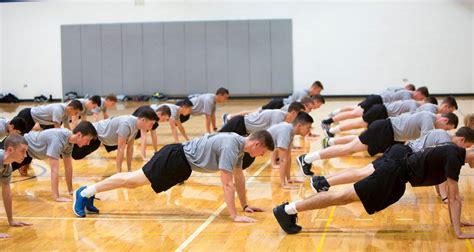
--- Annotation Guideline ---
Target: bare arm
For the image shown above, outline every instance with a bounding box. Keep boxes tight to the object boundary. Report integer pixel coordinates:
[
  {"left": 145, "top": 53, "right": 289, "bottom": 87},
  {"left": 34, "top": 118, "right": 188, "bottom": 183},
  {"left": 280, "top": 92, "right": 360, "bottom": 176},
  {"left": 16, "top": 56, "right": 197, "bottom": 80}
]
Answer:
[
  {"left": 169, "top": 119, "right": 180, "bottom": 143},
  {"left": 210, "top": 112, "right": 217, "bottom": 131},
  {"left": 447, "top": 178, "right": 474, "bottom": 239},
  {"left": 103, "top": 111, "right": 110, "bottom": 119},
  {"left": 49, "top": 158, "right": 70, "bottom": 201},
  {"left": 116, "top": 136, "right": 127, "bottom": 173},
  {"left": 126, "top": 138, "right": 134, "bottom": 172},
  {"left": 220, "top": 170, "right": 256, "bottom": 223},
  {"left": 205, "top": 115, "right": 212, "bottom": 133},
  {"left": 62, "top": 156, "right": 74, "bottom": 194},
  {"left": 175, "top": 120, "right": 189, "bottom": 141},
  {"left": 140, "top": 129, "right": 147, "bottom": 160},
  {"left": 150, "top": 129, "right": 158, "bottom": 152},
  {"left": 234, "top": 166, "right": 264, "bottom": 213},
  {"left": 277, "top": 148, "right": 289, "bottom": 186},
  {"left": 2, "top": 183, "right": 31, "bottom": 227}
]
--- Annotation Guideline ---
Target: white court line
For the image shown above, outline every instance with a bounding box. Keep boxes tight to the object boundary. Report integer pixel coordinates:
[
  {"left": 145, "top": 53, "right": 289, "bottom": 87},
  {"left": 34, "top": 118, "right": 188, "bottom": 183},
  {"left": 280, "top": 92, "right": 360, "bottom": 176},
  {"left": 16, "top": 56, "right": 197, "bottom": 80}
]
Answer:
[
  {"left": 0, "top": 216, "right": 208, "bottom": 222},
  {"left": 175, "top": 160, "right": 271, "bottom": 252},
  {"left": 396, "top": 218, "right": 414, "bottom": 221},
  {"left": 355, "top": 218, "right": 373, "bottom": 221}
]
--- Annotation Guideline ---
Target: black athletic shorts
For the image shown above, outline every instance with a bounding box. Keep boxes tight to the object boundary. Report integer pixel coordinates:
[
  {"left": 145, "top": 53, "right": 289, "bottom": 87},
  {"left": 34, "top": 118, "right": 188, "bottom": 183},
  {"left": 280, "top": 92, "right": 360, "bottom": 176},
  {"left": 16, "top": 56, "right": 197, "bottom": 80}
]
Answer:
[
  {"left": 134, "top": 122, "right": 159, "bottom": 140},
  {"left": 39, "top": 124, "right": 56, "bottom": 130},
  {"left": 219, "top": 115, "right": 248, "bottom": 136},
  {"left": 142, "top": 143, "right": 192, "bottom": 193},
  {"left": 372, "top": 144, "right": 412, "bottom": 168},
  {"left": 261, "top": 98, "right": 285, "bottom": 110},
  {"left": 179, "top": 114, "right": 190, "bottom": 123},
  {"left": 11, "top": 152, "right": 33, "bottom": 171},
  {"left": 72, "top": 139, "right": 101, "bottom": 160},
  {"left": 358, "top": 95, "right": 383, "bottom": 111},
  {"left": 358, "top": 119, "right": 395, "bottom": 156},
  {"left": 354, "top": 157, "right": 409, "bottom": 214},
  {"left": 16, "top": 108, "right": 35, "bottom": 133},
  {"left": 362, "top": 104, "right": 388, "bottom": 125}
]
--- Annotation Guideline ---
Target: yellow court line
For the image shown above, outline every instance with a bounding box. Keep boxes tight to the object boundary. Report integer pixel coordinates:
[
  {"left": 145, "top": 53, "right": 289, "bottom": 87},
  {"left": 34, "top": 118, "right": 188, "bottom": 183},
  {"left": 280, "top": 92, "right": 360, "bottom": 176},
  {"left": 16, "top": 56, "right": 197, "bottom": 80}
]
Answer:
[
  {"left": 463, "top": 228, "right": 473, "bottom": 252},
  {"left": 316, "top": 206, "right": 336, "bottom": 252}
]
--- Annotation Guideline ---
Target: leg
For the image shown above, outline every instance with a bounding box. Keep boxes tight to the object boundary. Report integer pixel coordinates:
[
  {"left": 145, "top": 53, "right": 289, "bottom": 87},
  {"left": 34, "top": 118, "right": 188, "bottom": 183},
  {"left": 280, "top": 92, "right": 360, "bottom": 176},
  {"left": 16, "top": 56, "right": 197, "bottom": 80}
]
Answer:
[
  {"left": 325, "top": 164, "right": 375, "bottom": 186},
  {"left": 296, "top": 186, "right": 360, "bottom": 212},
  {"left": 332, "top": 107, "right": 364, "bottom": 123},
  {"left": 337, "top": 118, "right": 368, "bottom": 132},
  {"left": 318, "top": 138, "right": 367, "bottom": 160},
  {"left": 332, "top": 135, "right": 358, "bottom": 145},
  {"left": 95, "top": 169, "right": 150, "bottom": 193}
]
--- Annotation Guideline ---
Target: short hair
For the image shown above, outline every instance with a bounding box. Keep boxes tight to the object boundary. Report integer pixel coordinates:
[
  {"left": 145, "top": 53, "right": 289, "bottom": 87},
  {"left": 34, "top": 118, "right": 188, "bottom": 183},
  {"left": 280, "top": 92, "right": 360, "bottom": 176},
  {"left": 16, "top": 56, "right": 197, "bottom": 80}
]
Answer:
[
  {"left": 89, "top": 95, "right": 102, "bottom": 106},
  {"left": 416, "top": 86, "right": 429, "bottom": 97},
  {"left": 405, "top": 84, "right": 416, "bottom": 91},
  {"left": 68, "top": 100, "right": 84, "bottom": 111},
  {"left": 442, "top": 96, "right": 458, "bottom": 110},
  {"left": 179, "top": 99, "right": 193, "bottom": 108},
  {"left": 248, "top": 130, "right": 274, "bottom": 151},
  {"left": 312, "top": 80, "right": 324, "bottom": 90},
  {"left": 9, "top": 117, "right": 26, "bottom": 134},
  {"left": 105, "top": 93, "right": 118, "bottom": 102},
  {"left": 424, "top": 96, "right": 438, "bottom": 105},
  {"left": 442, "top": 112, "right": 459, "bottom": 129},
  {"left": 135, "top": 106, "right": 159, "bottom": 121},
  {"left": 287, "top": 102, "right": 305, "bottom": 113},
  {"left": 464, "top": 113, "right": 474, "bottom": 129},
  {"left": 73, "top": 121, "right": 98, "bottom": 139},
  {"left": 155, "top": 105, "right": 171, "bottom": 117},
  {"left": 455, "top": 127, "right": 474, "bottom": 143},
  {"left": 216, "top": 87, "right": 229, "bottom": 96},
  {"left": 311, "top": 94, "right": 325, "bottom": 104},
  {"left": 3, "top": 134, "right": 28, "bottom": 149},
  {"left": 293, "top": 111, "right": 314, "bottom": 126},
  {"left": 299, "top": 96, "right": 313, "bottom": 107}
]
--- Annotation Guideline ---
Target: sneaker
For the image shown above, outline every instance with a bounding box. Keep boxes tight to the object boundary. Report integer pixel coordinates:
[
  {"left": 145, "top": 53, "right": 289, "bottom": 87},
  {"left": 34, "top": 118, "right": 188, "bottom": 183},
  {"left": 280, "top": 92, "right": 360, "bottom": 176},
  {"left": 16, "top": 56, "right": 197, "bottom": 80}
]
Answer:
[
  {"left": 272, "top": 202, "right": 302, "bottom": 234},
  {"left": 321, "top": 121, "right": 330, "bottom": 131},
  {"left": 222, "top": 113, "right": 229, "bottom": 125},
  {"left": 85, "top": 195, "right": 99, "bottom": 214},
  {"left": 310, "top": 176, "right": 330, "bottom": 193},
  {"left": 321, "top": 137, "right": 330, "bottom": 149},
  {"left": 328, "top": 111, "right": 337, "bottom": 117},
  {"left": 73, "top": 186, "right": 88, "bottom": 218},
  {"left": 323, "top": 129, "right": 335, "bottom": 138},
  {"left": 296, "top": 154, "right": 314, "bottom": 176}
]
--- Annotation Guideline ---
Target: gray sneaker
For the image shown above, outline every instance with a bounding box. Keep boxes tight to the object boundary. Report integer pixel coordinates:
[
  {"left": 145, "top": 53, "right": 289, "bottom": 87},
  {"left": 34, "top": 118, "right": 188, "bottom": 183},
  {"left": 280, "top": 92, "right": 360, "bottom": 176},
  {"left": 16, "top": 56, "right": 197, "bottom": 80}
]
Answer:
[{"left": 221, "top": 113, "right": 229, "bottom": 125}]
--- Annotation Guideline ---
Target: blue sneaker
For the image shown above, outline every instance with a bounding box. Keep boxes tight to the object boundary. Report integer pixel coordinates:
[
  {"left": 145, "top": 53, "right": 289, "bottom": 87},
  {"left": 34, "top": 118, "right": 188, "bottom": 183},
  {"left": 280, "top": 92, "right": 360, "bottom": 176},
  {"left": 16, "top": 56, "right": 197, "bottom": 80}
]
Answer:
[
  {"left": 73, "top": 186, "right": 87, "bottom": 218},
  {"left": 85, "top": 195, "right": 100, "bottom": 214}
]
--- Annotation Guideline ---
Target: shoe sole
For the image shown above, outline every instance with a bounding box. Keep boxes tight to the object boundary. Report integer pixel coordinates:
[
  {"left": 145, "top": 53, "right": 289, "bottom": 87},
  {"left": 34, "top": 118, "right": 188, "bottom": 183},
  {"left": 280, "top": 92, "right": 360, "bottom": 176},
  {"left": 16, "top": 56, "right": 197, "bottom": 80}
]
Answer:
[
  {"left": 272, "top": 207, "right": 302, "bottom": 234},
  {"left": 309, "top": 176, "right": 319, "bottom": 194},
  {"left": 296, "top": 156, "right": 312, "bottom": 177},
  {"left": 72, "top": 189, "right": 85, "bottom": 218}
]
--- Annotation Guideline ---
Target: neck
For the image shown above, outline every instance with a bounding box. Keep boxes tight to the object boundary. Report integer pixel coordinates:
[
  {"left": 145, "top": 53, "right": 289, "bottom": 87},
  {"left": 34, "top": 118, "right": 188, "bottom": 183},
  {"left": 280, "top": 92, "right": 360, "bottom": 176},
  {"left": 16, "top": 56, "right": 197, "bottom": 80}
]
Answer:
[{"left": 3, "top": 155, "right": 12, "bottom": 165}]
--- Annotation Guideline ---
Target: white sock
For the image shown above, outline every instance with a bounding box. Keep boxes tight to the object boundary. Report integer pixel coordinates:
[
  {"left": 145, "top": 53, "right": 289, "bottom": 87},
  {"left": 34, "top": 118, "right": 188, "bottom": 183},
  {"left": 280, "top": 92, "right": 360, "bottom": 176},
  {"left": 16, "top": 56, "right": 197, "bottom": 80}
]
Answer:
[
  {"left": 332, "top": 108, "right": 341, "bottom": 115},
  {"left": 284, "top": 201, "right": 298, "bottom": 215},
  {"left": 304, "top": 151, "right": 320, "bottom": 163},
  {"left": 80, "top": 185, "right": 97, "bottom": 198},
  {"left": 329, "top": 126, "right": 340, "bottom": 134},
  {"left": 328, "top": 138, "right": 335, "bottom": 146},
  {"left": 227, "top": 114, "right": 232, "bottom": 120}
]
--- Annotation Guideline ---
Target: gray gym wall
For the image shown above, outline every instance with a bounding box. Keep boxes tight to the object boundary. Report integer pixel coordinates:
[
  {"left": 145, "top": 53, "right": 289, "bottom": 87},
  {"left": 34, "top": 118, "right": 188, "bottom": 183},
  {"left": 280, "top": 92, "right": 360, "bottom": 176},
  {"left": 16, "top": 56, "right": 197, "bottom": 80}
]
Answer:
[{"left": 61, "top": 19, "right": 293, "bottom": 97}]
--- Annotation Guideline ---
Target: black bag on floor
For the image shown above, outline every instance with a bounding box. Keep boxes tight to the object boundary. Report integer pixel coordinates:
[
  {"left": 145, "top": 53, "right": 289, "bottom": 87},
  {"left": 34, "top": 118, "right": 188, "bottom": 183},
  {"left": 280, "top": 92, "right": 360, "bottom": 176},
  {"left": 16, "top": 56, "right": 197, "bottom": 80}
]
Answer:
[{"left": 0, "top": 93, "right": 20, "bottom": 103}]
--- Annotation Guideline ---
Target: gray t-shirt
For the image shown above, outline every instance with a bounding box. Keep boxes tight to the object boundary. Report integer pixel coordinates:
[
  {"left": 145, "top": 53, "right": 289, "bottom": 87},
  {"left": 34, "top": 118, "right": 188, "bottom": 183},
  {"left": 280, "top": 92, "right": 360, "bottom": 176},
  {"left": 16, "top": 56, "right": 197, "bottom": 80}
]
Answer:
[
  {"left": 89, "top": 97, "right": 107, "bottom": 115},
  {"left": 151, "top": 103, "right": 180, "bottom": 120},
  {"left": 190, "top": 93, "right": 216, "bottom": 116},
  {"left": 283, "top": 89, "right": 309, "bottom": 105},
  {"left": 407, "top": 129, "right": 452, "bottom": 153},
  {"left": 0, "top": 150, "right": 12, "bottom": 184},
  {"left": 0, "top": 118, "right": 8, "bottom": 139},
  {"left": 244, "top": 110, "right": 287, "bottom": 134},
  {"left": 183, "top": 133, "right": 245, "bottom": 173},
  {"left": 384, "top": 100, "right": 420, "bottom": 117},
  {"left": 266, "top": 122, "right": 294, "bottom": 150},
  {"left": 24, "top": 128, "right": 73, "bottom": 160},
  {"left": 380, "top": 90, "right": 413, "bottom": 103},
  {"left": 416, "top": 103, "right": 438, "bottom": 114},
  {"left": 93, "top": 115, "right": 138, "bottom": 146},
  {"left": 390, "top": 111, "right": 436, "bottom": 142},
  {"left": 31, "top": 103, "right": 69, "bottom": 127},
  {"left": 280, "top": 104, "right": 290, "bottom": 112}
]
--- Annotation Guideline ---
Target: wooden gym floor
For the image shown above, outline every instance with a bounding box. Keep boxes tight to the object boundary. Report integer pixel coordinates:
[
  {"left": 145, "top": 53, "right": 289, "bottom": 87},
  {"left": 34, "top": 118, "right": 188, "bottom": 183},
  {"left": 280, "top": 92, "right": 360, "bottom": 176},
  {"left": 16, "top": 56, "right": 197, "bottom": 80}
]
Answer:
[{"left": 0, "top": 98, "right": 473, "bottom": 251}]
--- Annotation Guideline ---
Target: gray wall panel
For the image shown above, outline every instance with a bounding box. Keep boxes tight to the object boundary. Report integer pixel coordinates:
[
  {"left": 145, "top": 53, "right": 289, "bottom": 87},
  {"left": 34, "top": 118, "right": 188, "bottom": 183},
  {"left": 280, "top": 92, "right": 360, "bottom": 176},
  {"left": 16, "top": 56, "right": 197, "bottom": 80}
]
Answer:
[
  {"left": 143, "top": 23, "right": 165, "bottom": 94},
  {"left": 185, "top": 22, "right": 207, "bottom": 94},
  {"left": 101, "top": 24, "right": 123, "bottom": 95},
  {"left": 80, "top": 25, "right": 102, "bottom": 95},
  {"left": 122, "top": 23, "right": 144, "bottom": 95},
  {"left": 206, "top": 21, "right": 227, "bottom": 93},
  {"left": 61, "top": 25, "right": 82, "bottom": 94},
  {"left": 163, "top": 22, "right": 186, "bottom": 95},
  {"left": 227, "top": 21, "right": 250, "bottom": 95},
  {"left": 249, "top": 20, "right": 271, "bottom": 94},
  {"left": 271, "top": 20, "right": 293, "bottom": 94}
]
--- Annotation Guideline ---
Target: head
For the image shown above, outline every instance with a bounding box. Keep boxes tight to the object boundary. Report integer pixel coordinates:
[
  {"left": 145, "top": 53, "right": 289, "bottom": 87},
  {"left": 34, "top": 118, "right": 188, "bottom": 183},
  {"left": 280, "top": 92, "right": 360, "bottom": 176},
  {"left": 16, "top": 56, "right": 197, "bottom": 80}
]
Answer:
[
  {"left": 7, "top": 117, "right": 26, "bottom": 135},
  {"left": 310, "top": 94, "right": 325, "bottom": 109},
  {"left": 292, "top": 112, "right": 314, "bottom": 137},
  {"left": 435, "top": 113, "right": 459, "bottom": 130},
  {"left": 215, "top": 87, "right": 230, "bottom": 103},
  {"left": 135, "top": 106, "right": 159, "bottom": 130},
  {"left": 244, "top": 130, "right": 274, "bottom": 157},
  {"left": 72, "top": 121, "right": 98, "bottom": 147},
  {"left": 309, "top": 81, "right": 324, "bottom": 96},
  {"left": 464, "top": 148, "right": 474, "bottom": 168},
  {"left": 286, "top": 102, "right": 306, "bottom": 122},
  {"left": 464, "top": 113, "right": 474, "bottom": 129},
  {"left": 404, "top": 84, "right": 416, "bottom": 91},
  {"left": 452, "top": 127, "right": 474, "bottom": 149},
  {"left": 104, "top": 94, "right": 118, "bottom": 109},
  {"left": 300, "top": 97, "right": 314, "bottom": 112},
  {"left": 413, "top": 86, "right": 429, "bottom": 101},
  {"left": 66, "top": 99, "right": 84, "bottom": 116},
  {"left": 86, "top": 95, "right": 102, "bottom": 110},
  {"left": 437, "top": 96, "right": 457, "bottom": 114},
  {"left": 155, "top": 106, "right": 171, "bottom": 122},
  {"left": 424, "top": 96, "right": 438, "bottom": 105},
  {"left": 3, "top": 134, "right": 28, "bottom": 164},
  {"left": 178, "top": 99, "right": 193, "bottom": 116}
]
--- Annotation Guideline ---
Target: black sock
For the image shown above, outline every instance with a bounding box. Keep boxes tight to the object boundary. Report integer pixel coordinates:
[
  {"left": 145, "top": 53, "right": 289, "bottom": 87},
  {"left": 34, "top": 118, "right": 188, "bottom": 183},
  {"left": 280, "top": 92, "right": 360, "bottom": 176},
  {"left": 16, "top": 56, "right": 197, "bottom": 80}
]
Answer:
[{"left": 322, "top": 118, "right": 334, "bottom": 124}]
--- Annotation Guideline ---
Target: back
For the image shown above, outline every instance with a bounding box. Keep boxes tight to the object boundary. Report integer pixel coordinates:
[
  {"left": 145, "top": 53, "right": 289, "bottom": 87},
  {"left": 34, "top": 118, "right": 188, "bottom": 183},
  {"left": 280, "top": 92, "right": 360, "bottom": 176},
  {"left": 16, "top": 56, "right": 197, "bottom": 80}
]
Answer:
[
  {"left": 190, "top": 94, "right": 215, "bottom": 116},
  {"left": 385, "top": 100, "right": 420, "bottom": 117},
  {"left": 24, "top": 128, "right": 73, "bottom": 160},
  {"left": 244, "top": 110, "right": 286, "bottom": 134},
  {"left": 390, "top": 111, "right": 436, "bottom": 142},
  {"left": 93, "top": 115, "right": 138, "bottom": 146}
]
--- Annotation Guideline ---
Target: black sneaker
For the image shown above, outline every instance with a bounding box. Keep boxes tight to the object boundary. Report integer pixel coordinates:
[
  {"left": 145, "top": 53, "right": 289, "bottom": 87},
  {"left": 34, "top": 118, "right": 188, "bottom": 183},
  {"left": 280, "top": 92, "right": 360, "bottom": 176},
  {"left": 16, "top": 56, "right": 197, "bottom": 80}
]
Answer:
[
  {"left": 324, "top": 129, "right": 335, "bottom": 138},
  {"left": 296, "top": 154, "right": 313, "bottom": 176},
  {"left": 272, "top": 202, "right": 302, "bottom": 234},
  {"left": 310, "top": 176, "right": 330, "bottom": 193},
  {"left": 321, "top": 121, "right": 331, "bottom": 131}
]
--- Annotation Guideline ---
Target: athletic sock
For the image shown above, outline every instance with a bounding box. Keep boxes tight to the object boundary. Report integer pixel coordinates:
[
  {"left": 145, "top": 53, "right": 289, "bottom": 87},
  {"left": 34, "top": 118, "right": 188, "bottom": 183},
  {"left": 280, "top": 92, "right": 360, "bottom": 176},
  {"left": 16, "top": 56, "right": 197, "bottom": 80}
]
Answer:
[
  {"left": 284, "top": 201, "right": 298, "bottom": 215},
  {"left": 332, "top": 108, "right": 341, "bottom": 115},
  {"left": 322, "top": 118, "right": 334, "bottom": 124},
  {"left": 304, "top": 151, "right": 320, "bottom": 163},
  {"left": 81, "top": 185, "right": 97, "bottom": 198},
  {"left": 328, "top": 138, "right": 335, "bottom": 146},
  {"left": 329, "top": 126, "right": 340, "bottom": 134}
]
